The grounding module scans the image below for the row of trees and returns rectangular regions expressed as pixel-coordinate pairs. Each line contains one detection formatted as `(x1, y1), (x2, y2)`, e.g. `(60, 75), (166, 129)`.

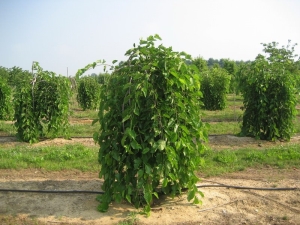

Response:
(76, 58), (239, 112)
(0, 66), (32, 88)
(75, 35), (300, 215)
(206, 57), (251, 68)
(1, 41), (299, 142)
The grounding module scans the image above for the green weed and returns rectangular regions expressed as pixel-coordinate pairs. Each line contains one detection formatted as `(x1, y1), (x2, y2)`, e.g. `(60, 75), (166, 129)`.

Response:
(116, 211), (139, 225)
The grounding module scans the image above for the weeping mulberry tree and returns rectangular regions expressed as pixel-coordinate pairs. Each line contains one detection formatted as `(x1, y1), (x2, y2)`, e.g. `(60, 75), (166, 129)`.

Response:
(14, 62), (71, 143)
(240, 41), (299, 141)
(200, 67), (231, 110)
(76, 34), (208, 215)
(77, 76), (100, 110)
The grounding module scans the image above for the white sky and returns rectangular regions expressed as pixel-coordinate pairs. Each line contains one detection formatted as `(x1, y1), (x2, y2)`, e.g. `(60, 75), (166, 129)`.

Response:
(1, 0), (300, 76)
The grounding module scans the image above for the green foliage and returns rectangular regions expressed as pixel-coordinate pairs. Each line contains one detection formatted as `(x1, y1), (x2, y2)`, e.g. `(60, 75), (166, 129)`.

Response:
(207, 58), (222, 67)
(295, 60), (300, 92)
(77, 34), (207, 214)
(77, 76), (101, 110)
(0, 67), (9, 81)
(6, 66), (32, 88)
(75, 59), (110, 80)
(223, 59), (238, 93)
(96, 73), (110, 85)
(235, 62), (251, 94)
(0, 76), (13, 120)
(200, 67), (231, 110)
(14, 78), (40, 142)
(14, 62), (71, 143)
(240, 41), (298, 141)
(193, 57), (208, 72)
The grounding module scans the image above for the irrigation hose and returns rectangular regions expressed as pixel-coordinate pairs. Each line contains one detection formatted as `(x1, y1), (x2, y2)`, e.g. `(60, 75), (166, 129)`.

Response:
(0, 136), (94, 138)
(0, 185), (298, 194)
(0, 189), (105, 194)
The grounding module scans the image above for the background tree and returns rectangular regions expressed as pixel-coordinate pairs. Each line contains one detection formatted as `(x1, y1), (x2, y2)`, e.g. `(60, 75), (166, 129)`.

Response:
(193, 57), (208, 72)
(14, 62), (71, 143)
(200, 67), (231, 110)
(77, 76), (101, 110)
(96, 73), (110, 85)
(7, 67), (31, 88)
(207, 58), (220, 67)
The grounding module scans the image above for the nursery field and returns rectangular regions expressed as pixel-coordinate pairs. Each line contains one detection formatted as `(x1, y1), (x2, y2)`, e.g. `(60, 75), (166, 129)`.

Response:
(0, 95), (300, 225)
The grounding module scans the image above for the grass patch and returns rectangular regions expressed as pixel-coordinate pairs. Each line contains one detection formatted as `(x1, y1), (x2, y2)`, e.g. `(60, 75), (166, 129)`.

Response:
(0, 144), (99, 172)
(1, 120), (99, 138)
(69, 108), (99, 120)
(202, 107), (243, 122)
(67, 124), (99, 137)
(69, 92), (99, 119)
(227, 94), (244, 102)
(294, 117), (300, 133)
(199, 144), (300, 177)
(1, 141), (299, 178)
(201, 94), (243, 123)
(0, 121), (16, 135)
(207, 121), (241, 135)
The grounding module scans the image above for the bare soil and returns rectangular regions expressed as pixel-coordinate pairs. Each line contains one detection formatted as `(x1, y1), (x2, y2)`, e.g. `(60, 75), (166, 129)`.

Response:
(0, 135), (300, 224)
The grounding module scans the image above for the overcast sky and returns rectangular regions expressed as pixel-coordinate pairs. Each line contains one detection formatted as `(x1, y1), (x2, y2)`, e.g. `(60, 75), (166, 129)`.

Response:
(1, 0), (299, 76)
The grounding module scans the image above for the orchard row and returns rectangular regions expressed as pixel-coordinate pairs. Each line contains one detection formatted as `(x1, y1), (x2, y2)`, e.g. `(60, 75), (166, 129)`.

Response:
(0, 35), (299, 214)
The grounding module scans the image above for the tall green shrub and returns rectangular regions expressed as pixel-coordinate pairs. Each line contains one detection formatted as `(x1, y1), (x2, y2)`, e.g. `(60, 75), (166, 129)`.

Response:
(77, 76), (100, 110)
(77, 34), (207, 215)
(240, 41), (298, 141)
(14, 62), (71, 143)
(0, 76), (13, 120)
(200, 67), (231, 110)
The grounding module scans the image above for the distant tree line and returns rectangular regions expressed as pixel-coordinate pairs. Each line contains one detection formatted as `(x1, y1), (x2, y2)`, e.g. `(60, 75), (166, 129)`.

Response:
(0, 66), (32, 88)
(206, 58), (252, 68)
(89, 72), (110, 85)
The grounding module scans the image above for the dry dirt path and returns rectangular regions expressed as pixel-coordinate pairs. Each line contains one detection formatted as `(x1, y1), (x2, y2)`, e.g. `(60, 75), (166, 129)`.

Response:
(1, 133), (300, 149)
(0, 168), (300, 225)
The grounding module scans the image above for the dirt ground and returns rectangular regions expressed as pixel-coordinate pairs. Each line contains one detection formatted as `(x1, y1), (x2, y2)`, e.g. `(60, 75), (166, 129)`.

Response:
(0, 135), (300, 224)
